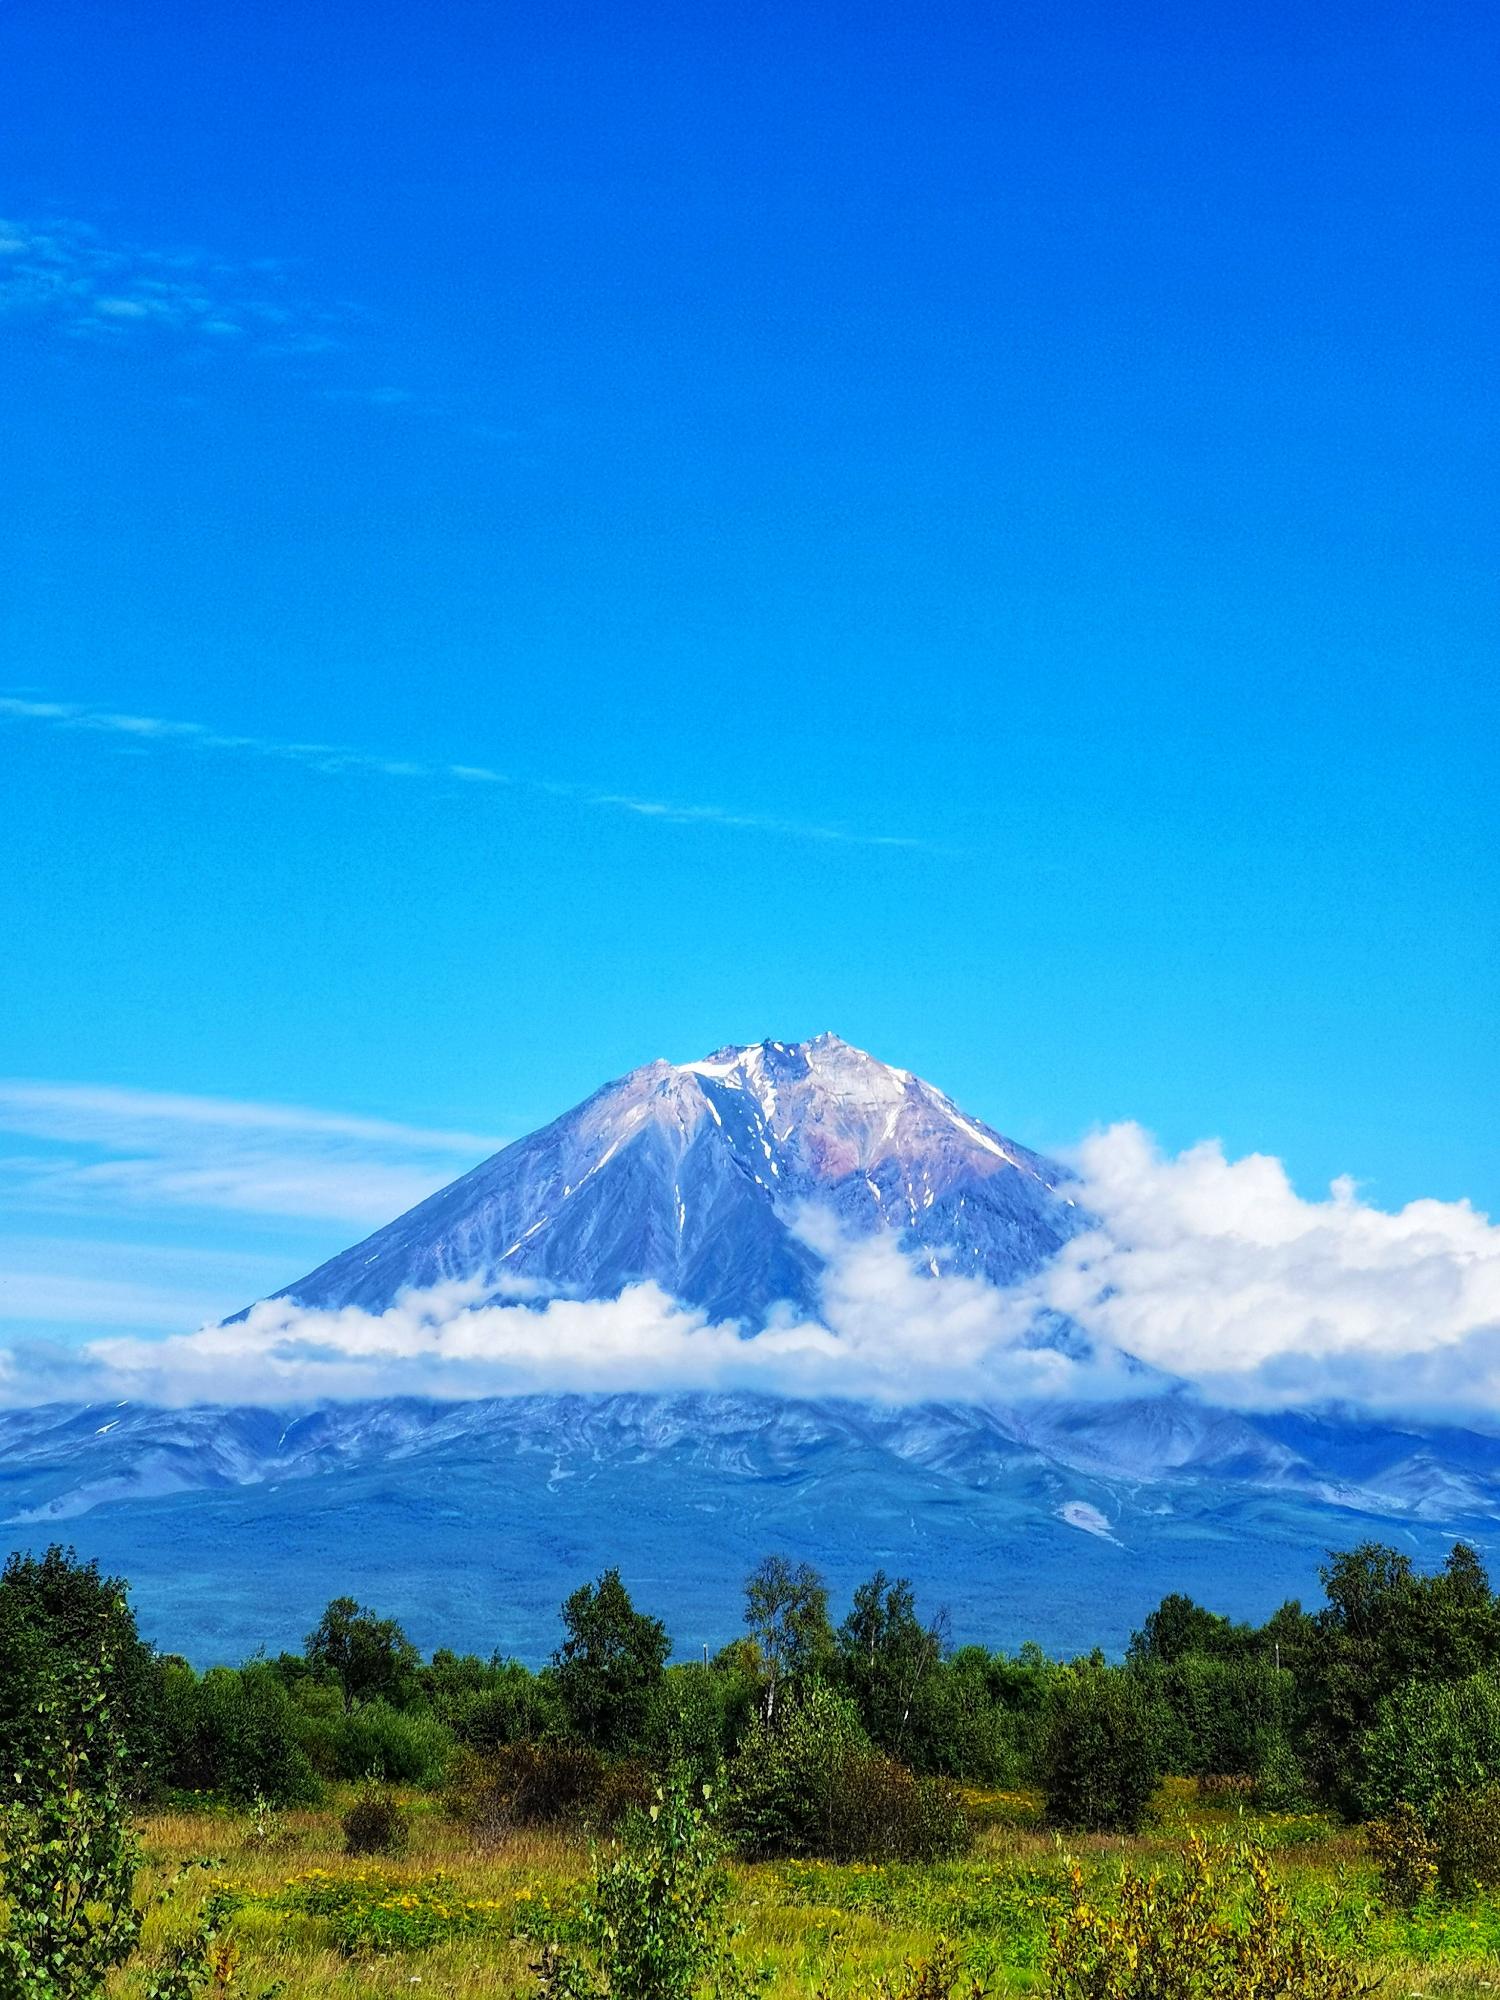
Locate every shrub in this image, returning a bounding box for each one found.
[822,1752,969,1864]
[1250,1728,1308,1811]
[1040,1665,1163,1834]
[0,1543,163,1799]
[343,1785,410,1856]
[300,1697,452,1786]
[1359,1669,1500,1822]
[447,1739,650,1839]
[424,1653,562,1751]
[533,1767,748,2000]
[162,1661,320,1805]
[1046,1835,1369,1999]
[727,1680,968,1862]
[0,1655,142,1999]
[904,1648,1023,1785]
[727,1680,863,1857]
[1367,1781,1500,1906]
[831,1941,987,2000]
[1367,1802,1437,1908]
[1433,1780,1500,1897]
[1196,1774,1255,1804]
[643,1661,755,1783]
[1147,1655,1293,1784]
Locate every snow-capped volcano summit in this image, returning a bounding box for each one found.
[269,1034,1079,1323]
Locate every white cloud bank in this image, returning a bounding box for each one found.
[1032,1126,1500,1417]
[3,1123,1496,1421]
[16,1240,1118,1410]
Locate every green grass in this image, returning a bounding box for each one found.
[105,1786,1500,1999]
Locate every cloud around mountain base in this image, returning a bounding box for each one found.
[5,1123,1497,1421]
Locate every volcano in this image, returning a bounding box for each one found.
[270,1034,1082,1323]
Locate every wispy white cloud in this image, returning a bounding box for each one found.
[0,695,932,851]
[0,1079,500,1229]
[0,215,345,354]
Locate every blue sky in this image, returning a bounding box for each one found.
[1,0,1495,1355]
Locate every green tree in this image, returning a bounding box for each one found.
[0,1545,162,1798]
[305,1596,420,1712]
[0,1655,142,1999]
[643,1659,756,1786]
[1297,1542,1500,1812]
[743,1555,831,1718]
[536,1766,747,2000]
[837,1571,945,1758]
[1146,1653,1299,1786]
[552,1570,670,1754]
[900,1643,1024,1783]
[160,1660,319,1804]
[726,1679,966,1862]
[422,1650,560,1750]
[1360,1668,1500,1822]
[1128,1592,1252,1666]
[1040,1662,1164,1833]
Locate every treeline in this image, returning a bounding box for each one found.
[6,1538,1500,1855]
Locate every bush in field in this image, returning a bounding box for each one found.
[161,1661,320,1805]
[903,1646,1025,1785]
[1432,1780,1500,1897]
[1040,1664,1163,1834]
[534,1767,749,2000]
[0,1544,163,1800]
[1250,1727,1308,1811]
[1297,1542,1500,1813]
[1359,1668,1500,1822]
[336,1699,451,1785]
[824,1752,969,1864]
[726,1679,862,1855]
[423,1649,562,1750]
[299,1697,452,1786]
[1146,1654,1297,1788]
[1367,1802,1438,1908]
[841,1941,988,2000]
[1367,1779,1500,1906]
[0,1656,142,2000]
[726,1680,967,1862]
[1195,1773,1255,1804]
[644,1661,757,1784]
[448,1739,651,1839]
[1046,1835,1369,2000]
[342,1784,410,1857]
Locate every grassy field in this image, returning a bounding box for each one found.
[116,1782,1500,1999]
